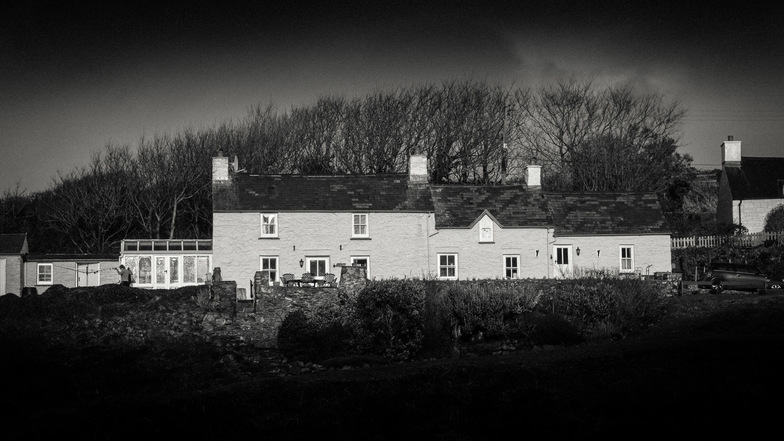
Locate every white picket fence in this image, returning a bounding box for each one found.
[671,231,784,249]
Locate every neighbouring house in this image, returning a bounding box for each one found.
[23,253,120,294]
[1,233,28,296]
[717,136,784,233]
[119,239,213,289]
[212,152,672,285]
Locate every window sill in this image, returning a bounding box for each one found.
[258,237,280,240]
[479,241,495,244]
[350,237,372,240]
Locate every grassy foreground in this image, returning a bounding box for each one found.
[2,287,784,440]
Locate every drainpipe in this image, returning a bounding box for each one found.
[737,199,743,230]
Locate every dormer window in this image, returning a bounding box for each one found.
[260,214,278,238]
[478,215,494,243]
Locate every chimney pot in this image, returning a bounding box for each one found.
[409,153,429,183]
[721,137,741,168]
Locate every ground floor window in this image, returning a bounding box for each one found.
[504,255,520,279]
[351,256,370,278]
[438,253,458,280]
[260,256,278,285]
[37,263,53,285]
[620,246,634,273]
[306,256,330,279]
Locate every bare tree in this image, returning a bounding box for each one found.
[44,145,136,253]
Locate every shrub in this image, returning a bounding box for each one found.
[354,279,427,360]
[443,280,541,341]
[537,278,666,339]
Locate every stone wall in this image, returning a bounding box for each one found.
[233,265,368,348]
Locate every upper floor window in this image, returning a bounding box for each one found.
[37,263,53,285]
[261,213,278,238]
[352,214,369,238]
[620,246,634,273]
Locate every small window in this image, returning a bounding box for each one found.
[261,214,278,238]
[438,253,458,280]
[478,216,494,243]
[504,255,520,279]
[352,214,368,238]
[37,263,53,285]
[620,246,634,273]
[260,256,278,285]
[351,256,370,278]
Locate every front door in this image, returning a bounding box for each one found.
[554,246,572,278]
[77,263,101,287]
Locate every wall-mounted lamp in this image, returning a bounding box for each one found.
[293,245,296,251]
[576,247,581,256]
[339,244,342,250]
[535,250,539,257]
[299,259,304,268]
[597,250,601,257]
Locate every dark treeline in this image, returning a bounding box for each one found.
[1,79,698,254]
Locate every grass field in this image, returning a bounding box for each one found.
[2,288,783,440]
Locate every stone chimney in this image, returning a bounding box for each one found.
[526,161,541,188]
[212,149,229,181]
[721,136,741,168]
[409,153,428,183]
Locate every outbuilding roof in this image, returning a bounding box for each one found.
[724,156,784,200]
[0,233,28,254]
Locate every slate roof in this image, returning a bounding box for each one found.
[214,173,670,235]
[546,192,670,235]
[724,156,784,200]
[430,185,552,228]
[0,233,28,254]
[213,173,434,212]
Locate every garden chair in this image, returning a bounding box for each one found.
[281,273,295,286]
[323,273,336,287]
[300,272,315,286]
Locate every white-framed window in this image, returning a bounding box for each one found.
[260,256,278,285]
[352,213,369,238]
[479,216,494,243]
[37,263,53,285]
[620,246,634,273]
[260,213,278,238]
[438,253,458,280]
[504,255,520,279]
[351,256,370,278]
[306,256,330,279]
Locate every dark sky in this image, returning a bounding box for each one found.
[2,1,783,192]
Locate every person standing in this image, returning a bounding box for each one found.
[115,265,133,287]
